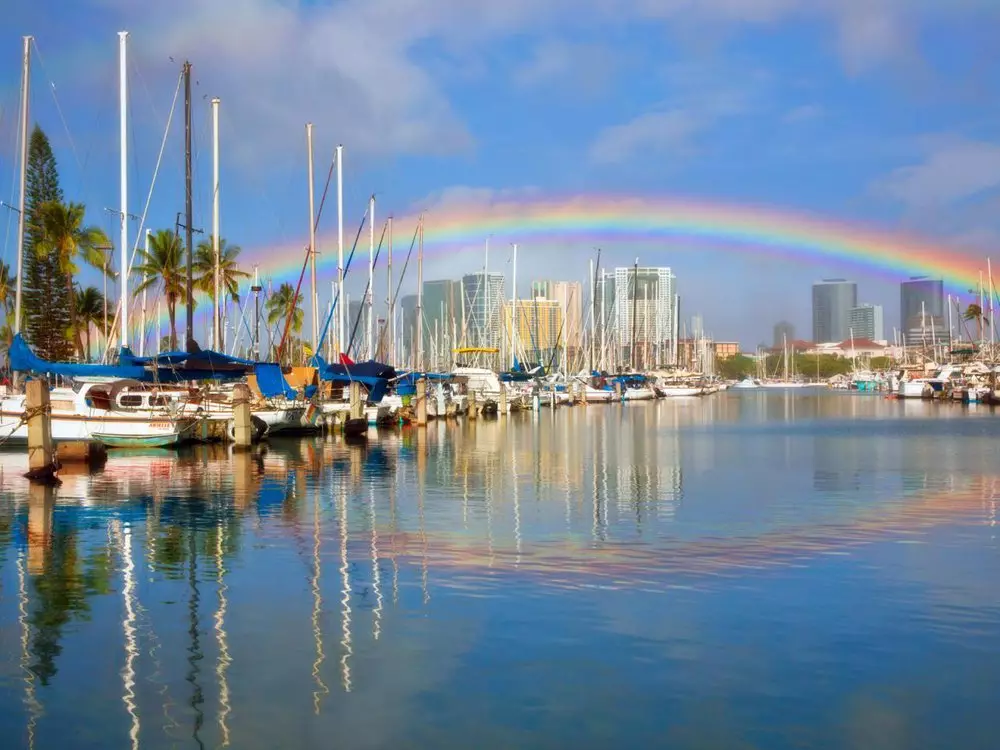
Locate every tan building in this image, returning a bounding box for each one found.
[503,297,564,363]
[713,342,740,360]
[531,280,583,355]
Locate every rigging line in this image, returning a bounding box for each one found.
[101,71,183,361]
[375,221,420,356]
[30,39,86,185]
[347,216,386,356]
[315,208,369,356]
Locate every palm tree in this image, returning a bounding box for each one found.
[194,237,250,304]
[75,286,105,362]
[963,302,989,343]
[134,230,185,350]
[37,201,112,357]
[0,261,10,314]
[265,282,303,363]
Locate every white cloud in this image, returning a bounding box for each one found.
[873,137,1000,208]
[589,111,701,165]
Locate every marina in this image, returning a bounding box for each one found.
[3,6,1000,748]
[0,390,998,749]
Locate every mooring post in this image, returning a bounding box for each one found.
[468,389,478,420]
[232,383,253,448]
[26,378,55,478]
[349,381,364,421]
[499,383,508,416]
[415,377,428,426]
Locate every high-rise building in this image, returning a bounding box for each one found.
[598,266,677,369]
[421,279,462,367]
[530,280,583,355]
[848,304,884,342]
[399,294,418,363]
[462,272,505,350]
[900,277,946,345]
[503,298,564,364]
[773,321,795,347]
[812,279,857,343]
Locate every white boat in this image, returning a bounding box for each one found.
[622,387,657,401]
[760,381,813,389]
[732,377,758,389]
[658,386,703,397]
[0,382,196,447]
[583,386,614,403]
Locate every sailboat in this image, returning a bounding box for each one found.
[761,334,811,388]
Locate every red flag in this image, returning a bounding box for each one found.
[339,353,355,366]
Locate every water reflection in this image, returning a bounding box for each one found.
[0,391,998,748]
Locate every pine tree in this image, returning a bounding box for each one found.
[23,126,73,361]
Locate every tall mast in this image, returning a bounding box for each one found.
[306,123,317,354]
[183,61,194,349]
[510,243,517,369]
[335,143,344,356]
[387,216,394,366]
[599,270,605,371]
[211,96,221,349]
[140,229,150,356]
[368,195,375,360]
[416,214,424,371]
[13,36,31,335]
[631,259,638,371]
[484,237,489,351]
[118,31,130,349]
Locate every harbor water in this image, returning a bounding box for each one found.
[0,390,998,749]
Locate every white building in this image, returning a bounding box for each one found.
[599,266,677,369]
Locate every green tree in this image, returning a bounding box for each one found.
[134,230,185,350]
[75,286,105,362]
[963,303,988,342]
[194,236,250,304]
[265,282,303,363]
[23,126,73,360]
[37,201,112,358]
[717,353,756,380]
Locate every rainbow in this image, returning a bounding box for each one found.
[238,193,983,293]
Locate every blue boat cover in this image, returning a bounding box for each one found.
[254,363,298,400]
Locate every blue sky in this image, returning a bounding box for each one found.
[2,0,999,347]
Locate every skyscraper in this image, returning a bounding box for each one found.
[773,321,795,347]
[848,304,884,342]
[812,279,857,343]
[598,266,677,368]
[530,280,583,355]
[900,277,945,345]
[462,272,505,349]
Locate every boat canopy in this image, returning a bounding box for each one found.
[8,334,255,383]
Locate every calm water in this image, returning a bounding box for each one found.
[0,391,998,749]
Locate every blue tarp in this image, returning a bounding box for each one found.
[9,333,255,383]
[254,363,298,400]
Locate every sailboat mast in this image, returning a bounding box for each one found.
[118,31,130,349]
[416,214,424,371]
[510,243,517,369]
[13,35,31,335]
[631,259,638,371]
[387,216,394,366]
[368,195,375,360]
[306,123,317,354]
[211,96,221,349]
[140,229,150,356]
[335,144,344,357]
[183,60,194,349]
